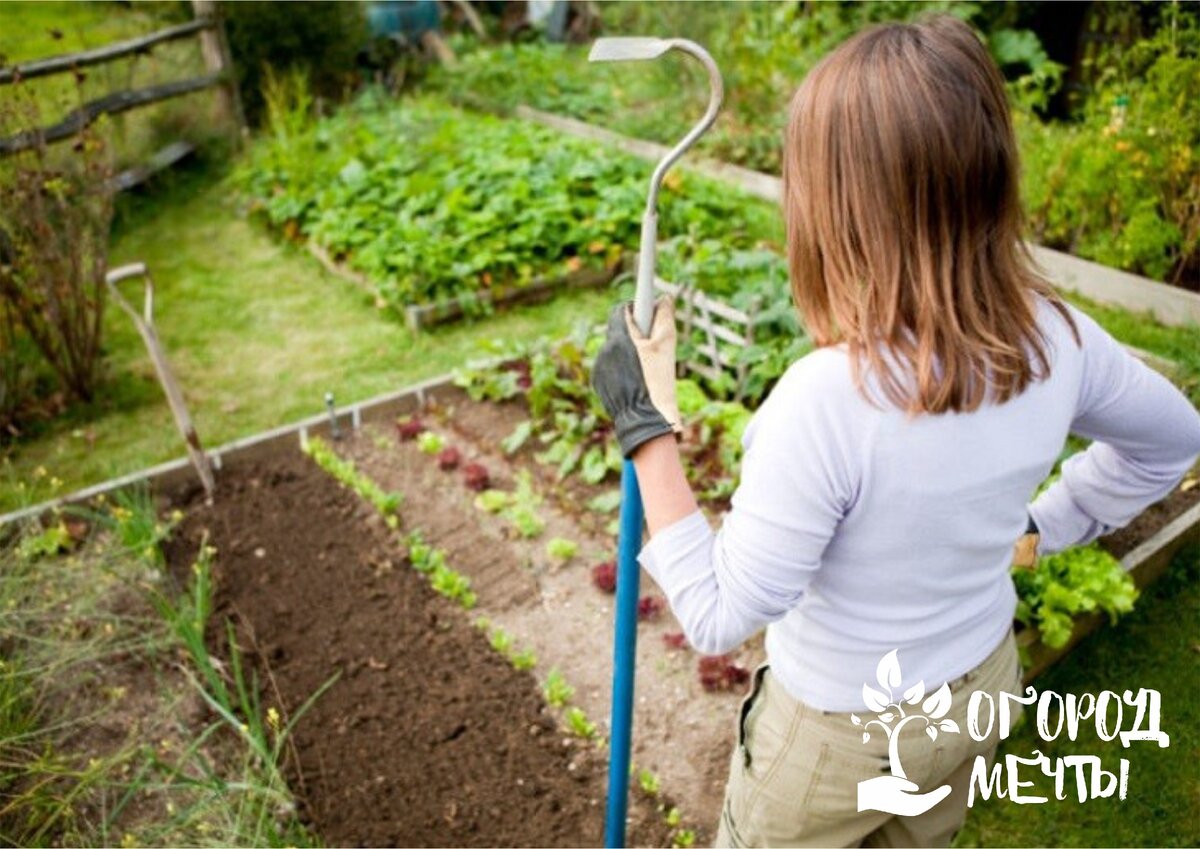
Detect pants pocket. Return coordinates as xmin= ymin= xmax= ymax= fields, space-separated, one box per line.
xmin=737 ymin=664 xmax=770 ymax=768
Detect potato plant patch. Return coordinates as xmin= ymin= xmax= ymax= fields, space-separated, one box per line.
xmin=236 ymin=95 xmax=779 ymax=316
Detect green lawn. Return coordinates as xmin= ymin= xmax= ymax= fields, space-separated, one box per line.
xmin=1 ymin=169 xmax=612 ymax=511
xmin=957 ymin=546 xmax=1200 ymax=848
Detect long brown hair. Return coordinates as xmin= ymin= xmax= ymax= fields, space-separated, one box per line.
xmin=783 ymin=14 xmax=1077 ymax=414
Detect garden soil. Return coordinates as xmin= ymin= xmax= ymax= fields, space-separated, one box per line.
xmin=163 ymin=443 xmax=670 ymax=848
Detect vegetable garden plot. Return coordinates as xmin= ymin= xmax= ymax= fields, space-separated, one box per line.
xmin=161 ymin=443 xmax=672 ymax=848
xmin=444 ymin=330 xmax=1199 ymax=670
xmin=234 ymin=93 xmax=780 ymax=323
xmin=321 ymin=374 xmax=1198 ymax=843
xmin=330 ymin=412 xmax=760 ymax=846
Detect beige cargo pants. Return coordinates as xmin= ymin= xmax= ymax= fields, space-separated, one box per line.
xmin=715 ymin=631 xmax=1022 ymax=848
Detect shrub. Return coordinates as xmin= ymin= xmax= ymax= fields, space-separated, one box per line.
xmin=1019 ymin=3 xmax=1199 ymax=287
xmin=0 ymin=82 xmax=114 ymax=407
xmin=223 ymin=1 xmax=368 ymax=125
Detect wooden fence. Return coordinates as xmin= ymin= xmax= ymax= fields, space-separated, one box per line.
xmin=0 ymin=1 xmax=242 ymax=180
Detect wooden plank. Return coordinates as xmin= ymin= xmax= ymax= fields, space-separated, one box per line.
xmin=192 ymin=0 xmax=246 ymax=136
xmin=110 ymin=140 xmax=195 ymax=192
xmin=1030 ymin=244 xmax=1200 ymax=328
xmin=0 ymin=370 xmax=464 ymax=527
xmin=404 ymin=264 xmax=620 ymax=330
xmin=0 ymin=73 xmax=222 ymax=154
xmin=0 ymin=19 xmax=210 ymax=85
xmin=524 ymin=106 xmax=1200 ymax=328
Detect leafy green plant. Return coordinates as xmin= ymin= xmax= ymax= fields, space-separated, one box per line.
xmin=510 ymin=648 xmax=537 ymax=672
xmin=482 ymin=623 xmax=536 ymax=670
xmin=1019 ymin=3 xmax=1199 ymax=285
xmin=471 ymin=469 xmax=545 ymax=538
xmin=673 ymin=828 xmax=697 ymax=848
xmin=565 ymin=706 xmax=598 ymax=740
xmin=417 ymin=431 xmax=445 ymax=455
xmin=545 ymin=537 xmax=578 ymax=564
xmin=236 ymin=95 xmax=779 ymax=313
xmin=637 ymin=767 xmax=660 ymax=798
xmin=303 ymin=436 xmax=402 ymax=526
xmin=1013 ymin=544 xmax=1140 ymax=649
xmin=543 ymin=668 xmax=575 ymax=708
xmin=429 ymin=562 xmax=477 ymax=610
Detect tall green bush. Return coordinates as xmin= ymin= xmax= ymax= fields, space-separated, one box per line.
xmin=1019 ymin=5 xmax=1199 ymax=288
xmin=223 ymin=1 xmax=368 ymax=126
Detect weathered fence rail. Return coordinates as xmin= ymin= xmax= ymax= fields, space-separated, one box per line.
xmin=0 ymin=19 xmax=211 ymax=85
xmin=0 ymin=2 xmax=242 ymax=158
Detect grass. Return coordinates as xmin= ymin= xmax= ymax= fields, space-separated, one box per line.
xmin=1064 ymin=292 xmax=1200 ymax=406
xmin=0 ymin=2 xmax=226 ymax=171
xmin=956 ymin=544 xmax=1200 ymax=848
xmin=0 ymin=166 xmax=613 ymax=512
xmin=0 ymin=492 xmax=317 ymax=846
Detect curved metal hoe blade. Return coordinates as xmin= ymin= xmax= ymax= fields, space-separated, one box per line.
xmin=588 ymin=37 xmax=672 ymax=63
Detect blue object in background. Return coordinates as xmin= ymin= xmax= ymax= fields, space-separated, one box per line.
xmin=366 ymin=1 xmax=441 ymax=40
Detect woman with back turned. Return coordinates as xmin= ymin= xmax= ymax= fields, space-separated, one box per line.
xmin=591 ymin=14 xmax=1200 ymax=848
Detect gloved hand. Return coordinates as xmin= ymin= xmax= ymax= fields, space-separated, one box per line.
xmin=591 ymin=295 xmax=684 ymax=458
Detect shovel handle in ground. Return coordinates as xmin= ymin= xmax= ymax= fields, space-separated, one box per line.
xmin=106 ymin=262 xmax=215 ymax=500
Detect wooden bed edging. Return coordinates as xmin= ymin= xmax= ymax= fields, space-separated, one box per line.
xmin=515 ymin=105 xmax=1200 ymax=328
xmin=0 ymin=371 xmax=462 ymax=527
xmin=1018 ymin=499 xmax=1200 ymax=683
xmin=308 ymin=242 xmax=626 ymax=331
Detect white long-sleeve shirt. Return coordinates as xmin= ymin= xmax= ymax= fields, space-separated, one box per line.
xmin=639 ymin=300 xmax=1200 ymax=711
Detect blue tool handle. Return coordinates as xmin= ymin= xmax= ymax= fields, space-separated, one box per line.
xmin=604 ymin=458 xmax=644 ymax=848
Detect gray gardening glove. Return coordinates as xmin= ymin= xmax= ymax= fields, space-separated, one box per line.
xmin=592 ymin=296 xmax=684 ymax=458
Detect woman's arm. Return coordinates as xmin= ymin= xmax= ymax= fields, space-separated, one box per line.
xmin=631 ymin=434 xmax=698 ymax=535
xmin=592 ymin=299 xmax=851 ymax=655
xmin=1030 ymin=308 xmax=1200 ymax=553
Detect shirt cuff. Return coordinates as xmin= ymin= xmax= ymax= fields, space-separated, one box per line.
xmin=637 ymin=509 xmax=714 ymax=594
xmin=1028 ymin=483 xmax=1106 ymax=555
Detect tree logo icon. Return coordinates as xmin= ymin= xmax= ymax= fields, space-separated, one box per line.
xmin=854 ymin=650 xmax=959 ymax=816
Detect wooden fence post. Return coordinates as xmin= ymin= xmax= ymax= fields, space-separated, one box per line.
xmin=191 ymin=0 xmax=245 ymax=141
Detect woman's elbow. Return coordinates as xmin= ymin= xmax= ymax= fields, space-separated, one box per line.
xmin=678 ymin=606 xmax=751 ymax=656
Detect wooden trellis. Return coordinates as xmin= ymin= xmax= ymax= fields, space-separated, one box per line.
xmin=653 ymin=276 xmax=762 ymax=400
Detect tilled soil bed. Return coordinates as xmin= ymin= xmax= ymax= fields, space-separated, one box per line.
xmin=162 ymin=443 xmax=669 ymax=848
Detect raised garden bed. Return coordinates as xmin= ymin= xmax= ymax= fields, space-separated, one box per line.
xmin=235 ymin=95 xmax=777 ymax=328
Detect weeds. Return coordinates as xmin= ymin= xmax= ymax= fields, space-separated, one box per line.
xmin=0 ymin=501 xmax=317 ymax=846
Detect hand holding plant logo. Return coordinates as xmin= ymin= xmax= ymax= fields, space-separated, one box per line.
xmin=854 ymin=650 xmax=959 ymax=816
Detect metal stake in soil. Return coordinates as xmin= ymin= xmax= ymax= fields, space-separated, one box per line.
xmin=325 ymin=391 xmax=342 ymax=440
xmin=588 ymin=37 xmax=724 ymax=849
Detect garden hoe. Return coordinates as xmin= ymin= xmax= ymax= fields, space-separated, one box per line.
xmin=587 ymin=37 xmax=723 ymax=848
